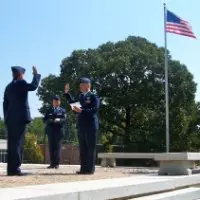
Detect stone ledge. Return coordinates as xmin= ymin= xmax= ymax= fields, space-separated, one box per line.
xmin=98 ymin=152 xmax=157 ymax=159
xmin=154 ymin=153 xmax=200 ymax=175
xmin=154 ymin=152 xmax=200 ymax=161
xmin=1 ymin=175 xmax=200 ymax=199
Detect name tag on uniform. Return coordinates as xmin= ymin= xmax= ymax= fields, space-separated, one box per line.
xmin=85 ymin=96 xmax=91 ymax=103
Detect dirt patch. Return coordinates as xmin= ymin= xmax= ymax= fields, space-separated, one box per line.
xmin=0 ymin=164 xmax=134 ymax=188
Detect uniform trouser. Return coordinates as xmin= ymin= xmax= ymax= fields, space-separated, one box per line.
xmin=6 ymin=123 xmax=26 ymax=174
xmin=48 ymin=133 xmax=62 ymax=166
xmin=78 ymin=126 xmax=97 ymax=173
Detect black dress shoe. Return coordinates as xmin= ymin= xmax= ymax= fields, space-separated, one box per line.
xmin=7 ymin=171 xmax=27 ymax=176
xmin=76 ymin=171 xmax=84 ymax=174
xmin=76 ymin=171 xmax=94 ymax=175
xmin=16 ymin=171 xmax=27 ymax=176
xmin=84 ymin=172 xmax=94 ymax=175
xmin=54 ymin=165 xmax=59 ymax=169
xmin=47 ymin=165 xmax=54 ymax=169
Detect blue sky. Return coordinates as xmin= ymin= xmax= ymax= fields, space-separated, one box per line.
xmin=0 ymin=0 xmax=199 ymax=117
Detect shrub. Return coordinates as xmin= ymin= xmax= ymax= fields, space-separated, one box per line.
xmin=23 ymin=133 xmax=44 ymax=163
xmin=100 ymin=135 xmax=113 ymax=152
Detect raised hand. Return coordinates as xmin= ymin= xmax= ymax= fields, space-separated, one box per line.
xmin=32 ymin=66 xmax=38 ymax=75
xmin=65 ymin=83 xmax=70 ymax=93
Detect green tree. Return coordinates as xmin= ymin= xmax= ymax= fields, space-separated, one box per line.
xmin=27 ymin=117 xmax=45 ymax=144
xmin=37 ymin=36 xmax=199 ymax=152
xmin=0 ymin=118 xmax=6 ymax=139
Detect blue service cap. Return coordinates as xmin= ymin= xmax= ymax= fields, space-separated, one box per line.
xmin=53 ymin=95 xmax=60 ymax=101
xmin=79 ymin=77 xmax=91 ymax=84
xmin=11 ymin=66 xmax=25 ymax=74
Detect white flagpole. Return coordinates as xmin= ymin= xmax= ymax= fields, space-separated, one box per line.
xmin=164 ymin=3 xmax=170 ymax=152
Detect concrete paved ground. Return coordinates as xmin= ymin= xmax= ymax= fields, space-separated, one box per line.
xmin=0 ymin=163 xmax=158 ymax=188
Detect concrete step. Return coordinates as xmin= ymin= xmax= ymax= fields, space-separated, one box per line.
xmin=1 ymin=175 xmax=200 ymax=199
xmin=132 ymin=187 xmax=200 ymax=200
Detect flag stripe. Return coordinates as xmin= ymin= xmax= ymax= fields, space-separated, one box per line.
xmin=166 ymin=22 xmax=192 ymax=30
xmin=166 ymin=25 xmax=196 ymax=38
xmin=166 ymin=25 xmax=194 ymax=35
xmin=167 ymin=30 xmax=196 ymax=38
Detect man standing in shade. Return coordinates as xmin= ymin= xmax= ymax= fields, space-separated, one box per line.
xmin=3 ymin=66 xmax=41 ymax=176
xmin=64 ymin=78 xmax=100 ymax=174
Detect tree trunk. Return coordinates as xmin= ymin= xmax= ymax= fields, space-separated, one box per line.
xmin=124 ymin=106 xmax=131 ymax=145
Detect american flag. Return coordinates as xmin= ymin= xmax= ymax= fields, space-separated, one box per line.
xmin=166 ymin=10 xmax=196 ymax=39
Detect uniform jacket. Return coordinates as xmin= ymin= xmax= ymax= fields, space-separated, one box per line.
xmin=43 ymin=107 xmax=66 ymax=136
xmin=3 ymin=74 xmax=41 ymax=124
xmin=65 ymin=91 xmax=100 ymax=130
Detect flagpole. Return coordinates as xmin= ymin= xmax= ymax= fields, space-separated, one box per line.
xmin=164 ymin=3 xmax=170 ymax=153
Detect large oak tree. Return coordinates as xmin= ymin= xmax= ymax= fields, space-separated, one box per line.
xmin=37 ymin=36 xmax=199 ymax=152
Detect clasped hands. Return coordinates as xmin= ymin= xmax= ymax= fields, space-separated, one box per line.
xmin=49 ymin=118 xmax=61 ymax=123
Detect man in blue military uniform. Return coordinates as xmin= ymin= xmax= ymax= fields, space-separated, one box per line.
xmin=3 ymin=66 xmax=41 ymax=176
xmin=64 ymin=78 xmax=100 ymax=174
xmin=43 ymin=95 xmax=66 ymax=169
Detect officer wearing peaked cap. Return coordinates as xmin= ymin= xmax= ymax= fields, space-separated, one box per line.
xmin=64 ymin=77 xmax=100 ymax=174
xmin=3 ymin=66 xmax=41 ymax=176
xmin=43 ymin=95 xmax=66 ymax=169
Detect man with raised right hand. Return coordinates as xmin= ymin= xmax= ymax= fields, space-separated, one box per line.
xmin=3 ymin=66 xmax=41 ymax=176
xmin=64 ymin=78 xmax=100 ymax=175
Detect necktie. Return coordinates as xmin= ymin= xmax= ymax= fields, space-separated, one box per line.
xmin=54 ymin=107 xmax=57 ymax=113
